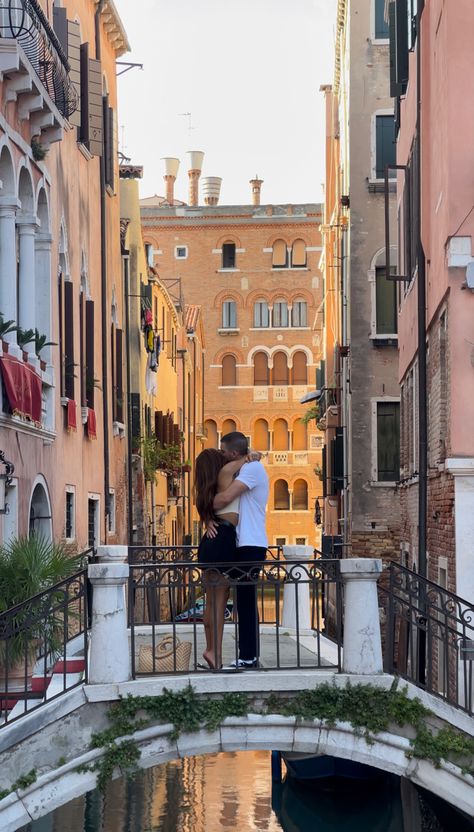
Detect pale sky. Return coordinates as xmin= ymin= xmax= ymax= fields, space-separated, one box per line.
xmin=114 ymin=0 xmax=337 ymax=206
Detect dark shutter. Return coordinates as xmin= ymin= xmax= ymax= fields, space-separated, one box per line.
xmin=321 ymin=445 xmax=327 ymax=499
xmin=131 ymin=393 xmax=141 ymax=449
xmin=376 ymin=115 xmax=396 ymax=179
xmin=64 ymin=280 xmax=75 ymax=400
xmin=389 ymin=3 xmax=403 ymax=98
xmin=88 ymin=58 xmax=103 ymax=156
xmin=104 ymin=102 xmax=115 ymax=188
xmin=58 ymin=275 xmax=65 ymax=398
xmin=85 ymin=300 xmax=95 ymax=409
xmin=316 ymin=359 xmax=325 ymax=391
xmin=53 ymin=7 xmax=68 ymax=53
xmin=79 ymin=42 xmax=89 ymax=144
xmin=115 ymin=328 xmax=123 ymax=423
xmin=173 ymin=424 xmax=181 ymax=446
xmin=67 ymin=20 xmax=82 ymax=128
xmin=331 ymin=427 xmax=344 ymax=493
xmin=155 ymin=411 xmax=164 ymax=445
xmin=394 ymin=0 xmax=409 ymax=93
xmin=111 ymin=323 xmax=116 ymax=420
xmin=80 ymin=293 xmax=86 ymax=407
xmin=377 ymin=402 xmax=400 ymax=481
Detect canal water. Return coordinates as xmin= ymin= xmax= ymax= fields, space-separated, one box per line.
xmin=20 ymin=750 xmax=473 ymax=832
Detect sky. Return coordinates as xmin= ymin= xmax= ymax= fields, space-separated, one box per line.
xmin=114 ymin=0 xmax=337 ymax=206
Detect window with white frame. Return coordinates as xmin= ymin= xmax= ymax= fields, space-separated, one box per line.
xmin=65 ymin=487 xmax=75 ymax=541
xmin=221 ymin=300 xmax=237 ymax=329
xmin=175 ymin=246 xmax=187 ymax=259
xmin=292 ymin=298 xmax=308 ymax=327
xmin=375 ymin=267 xmax=397 ymax=334
xmin=273 ymin=299 xmax=289 ymax=328
xmin=253 ymin=299 xmax=269 ymax=328
xmin=144 ymin=243 xmax=154 ymax=266
xmin=87 ymin=495 xmax=100 ymax=549
xmin=374 ymin=0 xmax=389 ymax=39
xmin=375 ymin=400 xmax=400 ymax=482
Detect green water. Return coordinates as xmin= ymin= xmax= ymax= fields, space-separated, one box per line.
xmin=20 ymin=751 xmax=473 ymax=831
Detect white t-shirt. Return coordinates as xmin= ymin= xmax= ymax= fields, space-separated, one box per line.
xmin=235 ymin=461 xmax=269 ymax=548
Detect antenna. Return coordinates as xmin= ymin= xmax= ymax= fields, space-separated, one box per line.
xmin=178 ymin=112 xmax=197 ymax=137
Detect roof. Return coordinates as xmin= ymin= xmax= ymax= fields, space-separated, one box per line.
xmin=185 ymin=305 xmax=201 ymax=333
xmin=96 ymin=0 xmax=130 ymax=57
xmin=140 ymin=194 xmax=187 ymax=207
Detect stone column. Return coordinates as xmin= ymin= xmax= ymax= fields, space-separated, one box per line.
xmin=340 ymin=558 xmax=383 ymax=674
xmin=0 ymin=198 xmax=20 ymax=355
xmin=17 ymin=215 xmax=38 ymax=345
xmin=88 ymin=561 xmax=130 ymax=684
xmin=282 ymin=545 xmax=314 ymax=631
xmin=96 ymin=544 xmax=128 ymax=563
xmin=34 ymin=232 xmax=53 ymax=364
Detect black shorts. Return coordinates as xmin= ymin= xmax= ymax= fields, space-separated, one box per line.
xmin=198 ymin=521 xmax=237 ymax=575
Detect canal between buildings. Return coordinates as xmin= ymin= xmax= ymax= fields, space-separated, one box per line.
xmin=19 ymin=750 xmax=473 ymax=831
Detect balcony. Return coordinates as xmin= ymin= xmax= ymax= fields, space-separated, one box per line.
xmin=0 ymin=0 xmax=78 ymax=141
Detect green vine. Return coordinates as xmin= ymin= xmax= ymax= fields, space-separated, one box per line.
xmin=0 ymin=768 xmax=37 ymax=801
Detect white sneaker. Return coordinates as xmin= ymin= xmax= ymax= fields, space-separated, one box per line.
xmin=223 ymin=658 xmax=259 ymax=670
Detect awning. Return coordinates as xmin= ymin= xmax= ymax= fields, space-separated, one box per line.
xmin=0 ymin=355 xmax=42 ymax=426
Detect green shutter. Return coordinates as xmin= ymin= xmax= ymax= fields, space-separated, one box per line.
xmin=376 ymin=268 xmax=397 ymax=334
xmin=377 ymin=402 xmax=400 ymax=481
xmin=376 ymin=116 xmax=396 ymax=178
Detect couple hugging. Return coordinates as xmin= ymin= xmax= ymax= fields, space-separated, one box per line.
xmin=194 ymin=431 xmax=269 ymax=671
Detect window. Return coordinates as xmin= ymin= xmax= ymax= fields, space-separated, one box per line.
xmin=293 ymin=479 xmax=308 ymax=510
xmin=399 ymin=136 xmax=419 ymax=283
xmin=108 ymin=489 xmax=116 ymax=534
xmin=112 ymin=325 xmax=124 ymax=422
xmin=293 ymin=419 xmax=307 ymax=451
xmin=292 ymin=299 xmax=308 ymax=327
xmin=145 ymin=243 xmax=154 ymax=266
xmin=292 ymin=351 xmax=308 ymax=385
xmin=221 ymin=355 xmax=237 ymax=386
xmin=295 ymin=537 xmax=307 ymax=545
xmin=59 ymin=275 xmax=75 ymax=400
xmin=272 ymin=239 xmax=288 ymax=268
xmin=291 ymin=239 xmax=306 ymax=268
xmin=85 ymin=298 xmax=95 ymax=408
xmin=254 ymin=418 xmax=270 ymax=451
xmin=275 ymin=537 xmax=287 ymax=546
xmin=274 ymin=480 xmax=290 ymax=510
xmin=222 ymin=418 xmax=237 ymax=436
xmin=175 ymin=246 xmax=187 ymax=259
xmin=254 ymin=300 xmax=269 ymax=328
xmin=222 ymin=242 xmax=236 ymax=269
xmin=376 ymin=401 xmax=400 ymax=482
xmin=273 ymin=300 xmax=289 ymax=328
xmin=375 ymin=267 xmax=397 ymax=334
xmin=87 ymin=496 xmax=100 ymax=548
xmin=254 ymin=352 xmax=269 ymax=386
xmin=374 ymin=0 xmax=389 ymax=39
xmin=375 ymin=115 xmax=396 ymax=179
xmin=79 ymin=42 xmax=103 ymax=156
xmin=204 ymin=419 xmax=218 ymax=448
xmin=272 ymin=352 xmax=289 ymax=385
xmin=222 ymin=300 xmax=237 ymax=329
xmin=65 ymin=489 xmax=75 ymax=540
xmin=273 ymin=419 xmax=289 ymax=451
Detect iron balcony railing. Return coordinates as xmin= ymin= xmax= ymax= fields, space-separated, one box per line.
xmin=0 ymin=0 xmax=78 ymax=119
xmin=128 ymin=556 xmax=342 ymax=677
xmin=380 ymin=562 xmax=474 ymax=717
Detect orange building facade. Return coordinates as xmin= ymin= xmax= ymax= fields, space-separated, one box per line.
xmin=141 ymin=166 xmax=323 ymax=549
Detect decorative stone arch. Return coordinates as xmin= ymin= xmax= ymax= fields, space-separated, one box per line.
xmin=17 ymin=163 xmax=35 ymax=214
xmin=28 ymin=475 xmax=53 ymax=540
xmin=203 ymin=418 xmax=218 ymax=449
xmin=220 ymin=415 xmax=241 ymax=433
xmin=215 ymin=232 xmax=243 ymax=249
xmin=244 ymin=289 xmax=271 ymax=309
xmin=0 ymin=138 xmax=17 ymax=198
xmin=213 ymin=346 xmax=245 ymax=366
xmin=36 ymin=183 xmax=50 ymax=233
xmin=58 ymin=218 xmax=70 ymax=278
xmin=288 ymin=344 xmax=313 ymax=366
xmin=111 ymin=286 xmax=119 ymax=326
xmin=289 ymin=288 xmax=315 ymax=307
xmin=213 ymin=288 xmax=244 ymax=310
xmin=272 ymin=417 xmax=290 ymax=451
xmin=370 ymin=245 xmax=397 ymax=271
xmin=269 ymin=289 xmax=292 ymax=304
xmin=80 ymin=250 xmax=90 ymax=298
xmin=265 ymin=231 xmax=292 ymax=248
xmin=247 ymin=345 xmax=272 ymax=367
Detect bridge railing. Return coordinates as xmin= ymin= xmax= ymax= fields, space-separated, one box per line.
xmin=380 ymin=562 xmax=474 ymax=716
xmin=0 ymin=567 xmax=88 ymax=727
xmin=128 ymin=557 xmax=342 ymax=676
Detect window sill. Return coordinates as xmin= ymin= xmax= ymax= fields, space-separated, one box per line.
xmin=217 ymin=268 xmax=240 ymax=273
xmin=0 ymin=412 xmax=55 ymax=443
xmin=249 ymin=327 xmax=310 ymax=332
xmin=370 ymin=336 xmax=398 ymax=347
xmin=370 ymin=481 xmax=398 ymax=488
xmin=218 ymin=328 xmax=240 ymax=334
xmin=77 ymin=142 xmax=93 ymax=161
xmin=105 ymin=184 xmax=115 ymax=198
xmin=367 ymin=179 xmax=396 ymax=194
xmin=271 ymin=267 xmax=309 ymax=272
xmin=371 ymin=38 xmax=389 ymax=45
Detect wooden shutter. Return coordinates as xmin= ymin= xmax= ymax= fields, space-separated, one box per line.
xmin=85 ymin=300 xmax=95 ymax=409
xmin=376 ymin=116 xmax=395 ymax=179
xmin=272 ymin=239 xmax=287 ymax=267
xmin=292 ymin=351 xmax=307 ymax=384
xmin=104 ymin=101 xmax=115 ymax=188
xmin=273 ymin=419 xmax=289 ymax=451
xmin=53 ymin=7 xmax=68 ymax=54
xmin=115 ymin=328 xmax=123 ymax=422
xmin=254 ymin=352 xmax=269 ymax=385
xmin=394 ymin=0 xmax=409 ymax=93
xmin=131 ymin=393 xmax=141 ymax=449
xmin=155 ymin=411 xmax=164 ymax=444
xmin=293 ymin=419 xmax=307 ymax=451
xmin=58 ymin=275 xmax=65 ymax=398
xmin=273 ymin=352 xmax=289 ymax=385
xmin=79 ymin=43 xmax=89 ymax=144
xmin=64 ymin=280 xmax=75 ymax=400
xmin=274 ymin=480 xmax=290 ymax=511
xmin=291 ymin=239 xmax=306 ymax=267
xmin=293 ymin=479 xmax=308 ymax=511
xmin=111 ymin=323 xmax=116 ymax=420
xmin=79 ymin=44 xmax=103 ymax=155
xmin=222 ymin=419 xmax=237 ymax=436
xmin=254 ymin=419 xmax=269 ymax=451
xmin=222 ymin=355 xmax=236 ymax=386
xmin=80 ymin=293 xmax=86 ymax=407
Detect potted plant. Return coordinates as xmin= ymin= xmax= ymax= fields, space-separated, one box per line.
xmin=17 ymin=327 xmax=35 ymax=361
xmin=181 ymin=459 xmax=192 ymax=474
xmin=34 ymin=329 xmax=57 ymax=371
xmin=31 ymin=136 xmax=48 ymax=162
xmin=0 ymin=315 xmax=18 ymax=353
xmin=0 ymin=536 xmax=82 ymax=690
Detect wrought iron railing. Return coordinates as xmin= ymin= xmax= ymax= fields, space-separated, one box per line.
xmin=0 ymin=0 xmax=78 ymax=119
xmin=380 ymin=562 xmax=474 ymax=716
xmin=128 ymin=558 xmax=342 ymax=677
xmin=0 ymin=568 xmax=88 ymax=727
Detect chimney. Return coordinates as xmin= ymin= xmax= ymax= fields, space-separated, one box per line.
xmin=186 ymin=150 xmax=204 ymax=206
xmin=249 ymin=175 xmax=263 ymax=206
xmin=161 ymin=157 xmax=180 ymax=204
xmin=201 ymin=176 xmax=222 ymax=206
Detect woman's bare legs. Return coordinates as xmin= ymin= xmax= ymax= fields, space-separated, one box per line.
xmin=202 ymin=574 xmax=229 ymax=669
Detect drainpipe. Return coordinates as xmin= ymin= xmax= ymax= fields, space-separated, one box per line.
xmin=123 ymin=251 xmax=133 ymax=544
xmin=95 ymin=1 xmax=110 ymax=540
xmin=416 ymin=2 xmax=427 ymax=580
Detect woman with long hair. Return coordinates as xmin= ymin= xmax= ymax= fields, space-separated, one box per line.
xmin=194 ymin=448 xmax=248 ymax=670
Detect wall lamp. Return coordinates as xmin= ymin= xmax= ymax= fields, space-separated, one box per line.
xmin=0 ymin=450 xmax=14 ymax=514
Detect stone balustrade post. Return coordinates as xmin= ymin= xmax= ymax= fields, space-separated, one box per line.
xmin=281 ymin=545 xmax=314 ymax=632
xmin=340 ymin=558 xmax=383 ymax=674
xmin=96 ymin=545 xmax=128 ymax=563
xmin=88 ymin=561 xmax=130 ymax=684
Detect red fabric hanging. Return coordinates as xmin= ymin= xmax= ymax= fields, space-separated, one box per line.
xmin=67 ymin=399 xmax=77 ymax=432
xmin=0 ymin=355 xmax=42 ymax=425
xmin=87 ymin=407 xmax=97 ymax=440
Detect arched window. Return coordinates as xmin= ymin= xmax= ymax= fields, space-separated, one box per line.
xmin=29 ymin=481 xmax=52 ymax=540
xmin=273 ymin=299 xmax=289 ymax=328
xmin=274 ymin=479 xmax=290 ymax=510
xmin=253 ymin=299 xmax=269 ymax=328
xmin=272 ymin=351 xmax=289 ymax=385
xmin=292 ymin=298 xmax=308 ymax=327
xmin=222 ymin=241 xmax=236 ymax=269
xmin=222 ymin=300 xmax=237 ymax=329
xmin=254 ymin=418 xmax=269 ymax=450
xmin=222 ymin=418 xmax=237 ymax=435
xmin=254 ymin=351 xmax=269 ymax=385
xmin=273 ymin=418 xmax=289 ymax=451
xmin=272 ymin=239 xmax=288 ymax=268
xmin=222 ymin=354 xmax=237 ymax=386
xmin=292 ymin=351 xmax=308 ymax=384
xmin=291 ymin=239 xmax=306 ymax=268
xmin=204 ymin=419 xmax=218 ymax=449
xmin=293 ymin=419 xmax=307 ymax=451
xmin=293 ymin=479 xmax=308 ymax=510
xmin=17 ymin=167 xmax=35 ymax=335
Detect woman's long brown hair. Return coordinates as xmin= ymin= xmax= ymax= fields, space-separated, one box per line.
xmin=194 ymin=449 xmax=226 ymax=525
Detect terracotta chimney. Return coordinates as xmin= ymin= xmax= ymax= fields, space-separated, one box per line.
xmin=161 ymin=158 xmax=180 ymax=204
xmin=186 ymin=150 xmax=204 ymax=206
xmin=250 ymin=175 xmax=263 ymax=206
xmin=201 ymin=176 xmax=222 ymax=206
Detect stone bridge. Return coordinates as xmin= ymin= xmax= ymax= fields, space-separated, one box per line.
xmin=0 ymin=548 xmax=473 ymax=830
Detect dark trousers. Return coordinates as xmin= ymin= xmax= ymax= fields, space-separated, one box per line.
xmin=235 ymin=546 xmax=267 ymax=660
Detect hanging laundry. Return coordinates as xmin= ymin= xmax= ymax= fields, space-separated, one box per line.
xmin=145 ymin=353 xmax=157 ymax=395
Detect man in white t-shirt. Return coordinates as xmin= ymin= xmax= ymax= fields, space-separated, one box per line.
xmin=213 ymin=431 xmax=269 ymax=668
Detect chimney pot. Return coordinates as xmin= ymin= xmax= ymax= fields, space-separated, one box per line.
xmin=161 ymin=157 xmax=180 ymax=204
xmin=201 ymin=176 xmax=222 ymax=206
xmin=186 ymin=150 xmax=205 ymax=206
xmin=249 ymin=175 xmax=264 ymax=206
